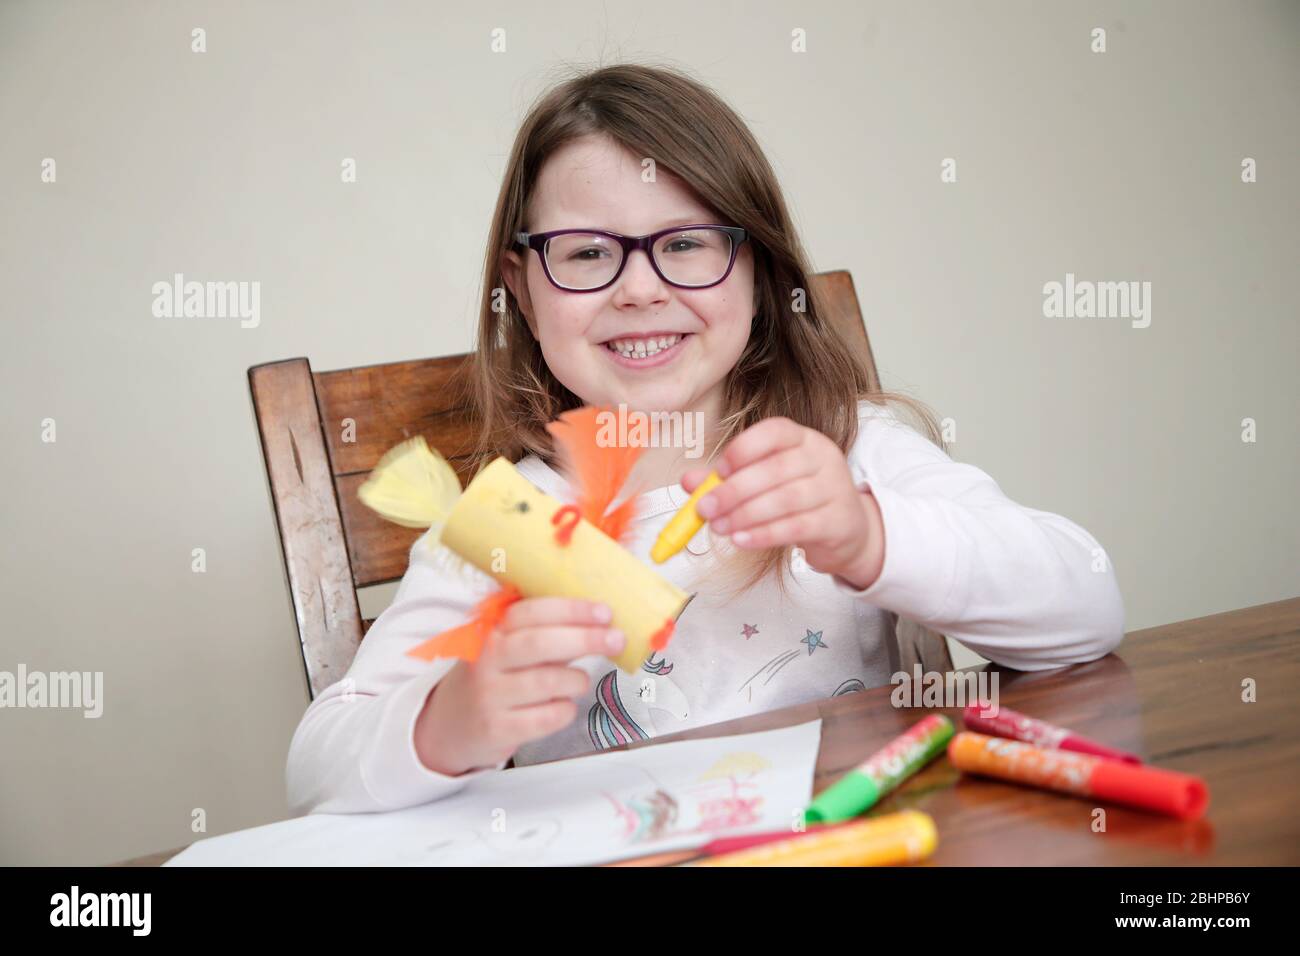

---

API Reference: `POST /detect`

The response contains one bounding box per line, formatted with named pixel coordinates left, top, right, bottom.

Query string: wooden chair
left=248, top=270, right=953, bottom=700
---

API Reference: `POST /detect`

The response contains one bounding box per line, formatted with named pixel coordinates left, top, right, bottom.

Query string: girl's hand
left=682, top=417, right=885, bottom=589
left=413, top=597, right=624, bottom=775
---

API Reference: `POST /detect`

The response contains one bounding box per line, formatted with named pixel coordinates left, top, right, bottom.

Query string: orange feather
left=544, top=406, right=644, bottom=546
left=407, top=584, right=523, bottom=662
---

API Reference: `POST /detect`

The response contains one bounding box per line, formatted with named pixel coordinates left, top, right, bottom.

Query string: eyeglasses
left=515, top=224, right=748, bottom=292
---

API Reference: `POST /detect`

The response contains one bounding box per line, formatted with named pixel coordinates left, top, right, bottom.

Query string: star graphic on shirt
left=801, top=629, right=827, bottom=655
left=741, top=623, right=759, bottom=640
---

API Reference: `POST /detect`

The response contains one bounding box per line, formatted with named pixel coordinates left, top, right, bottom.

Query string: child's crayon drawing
left=167, top=720, right=824, bottom=867
left=601, top=750, right=771, bottom=843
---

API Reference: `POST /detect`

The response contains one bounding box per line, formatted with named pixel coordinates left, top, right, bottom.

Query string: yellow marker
left=651, top=470, right=723, bottom=563
left=689, top=810, right=938, bottom=867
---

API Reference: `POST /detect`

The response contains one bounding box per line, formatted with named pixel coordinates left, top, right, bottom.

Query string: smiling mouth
left=602, top=333, right=690, bottom=360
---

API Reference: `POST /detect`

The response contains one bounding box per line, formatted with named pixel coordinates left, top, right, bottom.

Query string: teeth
left=606, top=334, right=682, bottom=359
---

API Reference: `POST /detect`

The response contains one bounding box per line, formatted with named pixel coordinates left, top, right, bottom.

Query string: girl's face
left=502, top=134, right=754, bottom=419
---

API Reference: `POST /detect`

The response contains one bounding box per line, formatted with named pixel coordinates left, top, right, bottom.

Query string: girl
left=286, top=64, right=1124, bottom=815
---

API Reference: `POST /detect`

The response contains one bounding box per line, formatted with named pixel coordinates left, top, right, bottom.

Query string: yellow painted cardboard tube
left=439, top=457, right=692, bottom=673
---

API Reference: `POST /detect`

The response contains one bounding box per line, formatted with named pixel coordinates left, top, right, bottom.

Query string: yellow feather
left=357, top=436, right=463, bottom=531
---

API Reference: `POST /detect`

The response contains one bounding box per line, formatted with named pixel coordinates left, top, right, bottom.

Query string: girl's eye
left=568, top=246, right=611, bottom=261
left=663, top=239, right=702, bottom=254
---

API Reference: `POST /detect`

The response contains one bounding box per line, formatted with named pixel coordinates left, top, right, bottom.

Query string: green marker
left=804, top=714, right=954, bottom=824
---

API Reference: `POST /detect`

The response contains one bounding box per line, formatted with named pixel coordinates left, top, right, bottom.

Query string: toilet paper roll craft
left=358, top=406, right=694, bottom=673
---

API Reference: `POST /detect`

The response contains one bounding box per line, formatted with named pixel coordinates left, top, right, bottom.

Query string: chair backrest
left=250, top=270, right=927, bottom=698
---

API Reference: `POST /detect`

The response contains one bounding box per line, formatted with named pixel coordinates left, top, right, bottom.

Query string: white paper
left=166, top=719, right=823, bottom=866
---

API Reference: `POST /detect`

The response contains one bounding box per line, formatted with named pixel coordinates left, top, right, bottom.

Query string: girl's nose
left=611, top=250, right=669, bottom=306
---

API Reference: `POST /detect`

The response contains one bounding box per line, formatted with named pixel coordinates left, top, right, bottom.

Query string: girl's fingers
left=728, top=509, right=826, bottom=550
left=498, top=697, right=580, bottom=743
left=716, top=417, right=804, bottom=478
left=495, top=665, right=591, bottom=709
left=500, top=596, right=612, bottom=632
left=709, top=477, right=828, bottom=535
left=696, top=447, right=815, bottom=521
left=680, top=466, right=714, bottom=494
left=491, top=624, right=624, bottom=670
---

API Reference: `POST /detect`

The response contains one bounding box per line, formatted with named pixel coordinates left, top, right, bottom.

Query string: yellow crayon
left=689, top=810, right=938, bottom=867
left=651, top=471, right=723, bottom=564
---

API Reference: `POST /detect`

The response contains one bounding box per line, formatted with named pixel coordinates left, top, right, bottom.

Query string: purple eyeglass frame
left=514, top=224, right=749, bottom=292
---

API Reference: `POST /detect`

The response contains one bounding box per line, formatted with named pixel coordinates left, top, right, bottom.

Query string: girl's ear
left=501, top=249, right=538, bottom=339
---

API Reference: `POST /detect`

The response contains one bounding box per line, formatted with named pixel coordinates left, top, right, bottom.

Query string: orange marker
left=689, top=810, right=938, bottom=867
left=948, top=731, right=1209, bottom=820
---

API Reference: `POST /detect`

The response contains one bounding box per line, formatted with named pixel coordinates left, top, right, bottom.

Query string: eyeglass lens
left=544, top=228, right=734, bottom=290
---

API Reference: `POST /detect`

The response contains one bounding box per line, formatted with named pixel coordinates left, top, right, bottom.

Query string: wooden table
left=118, top=597, right=1300, bottom=866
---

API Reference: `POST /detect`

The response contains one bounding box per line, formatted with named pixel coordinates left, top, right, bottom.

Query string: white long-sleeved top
left=285, top=400, right=1124, bottom=814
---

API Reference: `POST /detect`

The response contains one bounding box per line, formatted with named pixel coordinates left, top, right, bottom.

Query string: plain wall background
left=1, top=0, right=1296, bottom=865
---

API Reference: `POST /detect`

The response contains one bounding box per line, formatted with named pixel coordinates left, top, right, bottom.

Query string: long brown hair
left=465, top=61, right=942, bottom=598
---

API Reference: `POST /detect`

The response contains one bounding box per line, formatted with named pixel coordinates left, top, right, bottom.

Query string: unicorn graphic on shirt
left=587, top=662, right=689, bottom=750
